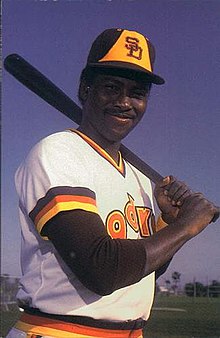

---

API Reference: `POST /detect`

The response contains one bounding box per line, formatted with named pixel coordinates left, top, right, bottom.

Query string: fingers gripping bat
left=4, top=54, right=219, bottom=223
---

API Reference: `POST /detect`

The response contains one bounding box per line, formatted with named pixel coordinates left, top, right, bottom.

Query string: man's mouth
left=105, top=109, right=135, bottom=120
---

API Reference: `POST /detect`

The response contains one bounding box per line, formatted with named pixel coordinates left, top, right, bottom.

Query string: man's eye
left=104, top=84, right=120, bottom=93
left=132, top=91, right=146, bottom=99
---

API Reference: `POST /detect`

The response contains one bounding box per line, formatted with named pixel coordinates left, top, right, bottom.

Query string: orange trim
left=19, top=313, right=143, bottom=337
left=35, top=195, right=96, bottom=225
left=156, top=214, right=168, bottom=232
left=70, top=129, right=125, bottom=176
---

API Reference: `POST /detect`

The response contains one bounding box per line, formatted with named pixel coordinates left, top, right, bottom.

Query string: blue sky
left=2, top=0, right=220, bottom=286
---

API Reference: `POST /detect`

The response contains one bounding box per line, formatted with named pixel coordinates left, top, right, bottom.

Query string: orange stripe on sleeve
left=35, top=195, right=96, bottom=226
left=35, top=197, right=98, bottom=234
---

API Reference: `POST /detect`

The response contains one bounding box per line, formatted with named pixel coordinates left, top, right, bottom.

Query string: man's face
left=81, top=73, right=150, bottom=146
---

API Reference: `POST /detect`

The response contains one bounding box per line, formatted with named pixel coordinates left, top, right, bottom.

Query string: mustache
left=104, top=107, right=135, bottom=118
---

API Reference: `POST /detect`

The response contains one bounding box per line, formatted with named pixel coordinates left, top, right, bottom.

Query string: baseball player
left=7, top=28, right=217, bottom=338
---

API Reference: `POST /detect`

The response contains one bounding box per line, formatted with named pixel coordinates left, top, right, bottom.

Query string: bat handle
left=211, top=209, right=220, bottom=223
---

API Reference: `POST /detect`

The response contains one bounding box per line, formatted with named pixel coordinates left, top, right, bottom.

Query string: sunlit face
left=80, top=74, right=150, bottom=146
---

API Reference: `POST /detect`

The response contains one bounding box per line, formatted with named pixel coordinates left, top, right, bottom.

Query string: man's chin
left=104, top=127, right=135, bottom=144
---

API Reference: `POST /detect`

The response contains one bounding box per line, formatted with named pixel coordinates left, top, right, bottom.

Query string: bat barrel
left=4, top=54, right=82, bottom=124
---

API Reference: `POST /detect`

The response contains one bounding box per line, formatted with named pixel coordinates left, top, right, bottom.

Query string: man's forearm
left=143, top=220, right=191, bottom=276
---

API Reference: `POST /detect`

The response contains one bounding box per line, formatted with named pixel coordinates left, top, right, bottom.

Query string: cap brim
left=87, top=61, right=165, bottom=85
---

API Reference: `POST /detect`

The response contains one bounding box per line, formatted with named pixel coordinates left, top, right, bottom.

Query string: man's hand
left=144, top=176, right=218, bottom=277
left=173, top=192, right=218, bottom=237
left=154, top=176, right=192, bottom=223
left=154, top=176, right=218, bottom=234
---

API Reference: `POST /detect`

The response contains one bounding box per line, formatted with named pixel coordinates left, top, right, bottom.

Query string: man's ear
left=79, top=80, right=90, bottom=104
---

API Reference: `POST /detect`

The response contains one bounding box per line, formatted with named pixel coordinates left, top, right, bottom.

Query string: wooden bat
left=4, top=53, right=219, bottom=222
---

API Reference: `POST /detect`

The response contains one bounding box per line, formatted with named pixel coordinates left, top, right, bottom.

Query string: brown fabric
left=43, top=209, right=147, bottom=295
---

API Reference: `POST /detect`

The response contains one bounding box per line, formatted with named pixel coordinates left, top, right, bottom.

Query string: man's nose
left=116, top=91, right=132, bottom=110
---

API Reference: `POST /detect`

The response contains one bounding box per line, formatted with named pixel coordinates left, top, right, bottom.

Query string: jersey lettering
left=106, top=193, right=152, bottom=239
left=136, top=207, right=151, bottom=237
left=124, top=194, right=139, bottom=232
left=106, top=210, right=127, bottom=239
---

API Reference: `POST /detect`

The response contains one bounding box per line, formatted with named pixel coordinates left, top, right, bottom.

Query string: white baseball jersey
left=15, top=129, right=155, bottom=322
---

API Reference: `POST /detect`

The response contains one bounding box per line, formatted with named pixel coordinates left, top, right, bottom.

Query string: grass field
left=1, top=295, right=220, bottom=337
left=144, top=295, right=220, bottom=338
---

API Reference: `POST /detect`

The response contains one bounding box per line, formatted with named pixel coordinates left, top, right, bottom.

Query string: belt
left=23, top=307, right=146, bottom=330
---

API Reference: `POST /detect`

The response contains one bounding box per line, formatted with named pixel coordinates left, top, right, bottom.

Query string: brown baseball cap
left=85, top=28, right=165, bottom=85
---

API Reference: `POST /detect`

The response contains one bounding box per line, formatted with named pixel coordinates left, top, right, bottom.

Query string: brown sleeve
left=42, top=209, right=147, bottom=296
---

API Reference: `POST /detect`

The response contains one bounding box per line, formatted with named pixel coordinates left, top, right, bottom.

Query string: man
left=7, top=28, right=217, bottom=338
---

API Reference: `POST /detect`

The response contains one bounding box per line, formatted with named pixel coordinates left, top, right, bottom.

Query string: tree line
left=157, top=271, right=220, bottom=297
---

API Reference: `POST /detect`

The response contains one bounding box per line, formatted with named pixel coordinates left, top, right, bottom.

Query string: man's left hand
left=154, top=176, right=193, bottom=224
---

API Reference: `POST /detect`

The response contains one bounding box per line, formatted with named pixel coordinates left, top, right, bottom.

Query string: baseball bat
left=4, top=53, right=219, bottom=223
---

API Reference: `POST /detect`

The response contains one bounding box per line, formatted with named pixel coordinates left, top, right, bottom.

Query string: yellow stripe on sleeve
left=36, top=201, right=98, bottom=234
